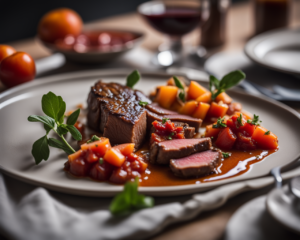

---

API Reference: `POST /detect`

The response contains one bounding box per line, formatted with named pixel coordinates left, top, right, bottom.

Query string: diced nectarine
left=205, top=124, right=221, bottom=138
left=215, top=92, right=232, bottom=104
left=252, top=126, right=278, bottom=150
left=156, top=86, right=178, bottom=109
left=104, top=148, right=126, bottom=167
left=68, top=150, right=83, bottom=162
left=188, top=81, right=208, bottom=100
left=207, top=102, right=229, bottom=118
left=192, top=102, right=210, bottom=120
left=112, top=143, right=135, bottom=156
left=179, top=101, right=198, bottom=115
left=196, top=91, right=212, bottom=103
left=81, top=138, right=111, bottom=157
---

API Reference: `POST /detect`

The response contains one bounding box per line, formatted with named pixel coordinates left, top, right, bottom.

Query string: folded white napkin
left=1, top=167, right=300, bottom=240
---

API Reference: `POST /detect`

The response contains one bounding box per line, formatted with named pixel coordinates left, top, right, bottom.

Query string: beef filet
left=87, top=81, right=151, bottom=149
left=150, top=122, right=195, bottom=139
left=149, top=138, right=212, bottom=164
left=170, top=149, right=222, bottom=178
left=147, top=110, right=202, bottom=133
left=146, top=103, right=178, bottom=115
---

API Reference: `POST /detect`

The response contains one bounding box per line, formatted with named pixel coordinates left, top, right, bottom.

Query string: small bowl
left=38, top=29, right=144, bottom=63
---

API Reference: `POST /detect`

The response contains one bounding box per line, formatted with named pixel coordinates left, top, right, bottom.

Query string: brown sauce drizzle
left=137, top=148, right=277, bottom=187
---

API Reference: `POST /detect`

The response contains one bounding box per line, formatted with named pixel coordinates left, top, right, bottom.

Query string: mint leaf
left=219, top=70, right=245, bottom=90
left=28, top=115, right=55, bottom=128
left=44, top=124, right=52, bottom=134
left=67, top=109, right=80, bottom=126
left=57, top=96, right=66, bottom=124
left=209, top=75, right=220, bottom=90
left=31, top=135, right=49, bottom=164
left=173, top=76, right=185, bottom=102
left=173, top=76, right=184, bottom=90
left=126, top=70, right=140, bottom=88
left=48, top=138, right=74, bottom=155
left=110, top=178, right=154, bottom=215
left=57, top=125, right=68, bottom=136
left=42, top=92, right=60, bottom=120
left=209, top=70, right=246, bottom=100
left=66, top=125, right=82, bottom=141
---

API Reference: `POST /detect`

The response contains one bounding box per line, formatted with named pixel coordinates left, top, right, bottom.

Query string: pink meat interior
left=160, top=138, right=206, bottom=149
left=172, top=150, right=218, bottom=168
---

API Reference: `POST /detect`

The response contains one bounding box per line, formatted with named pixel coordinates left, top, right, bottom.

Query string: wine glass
left=138, top=0, right=210, bottom=66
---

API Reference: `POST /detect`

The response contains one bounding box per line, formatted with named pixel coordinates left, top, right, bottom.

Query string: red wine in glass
left=139, top=1, right=209, bottom=37
left=142, top=8, right=202, bottom=36
left=138, top=1, right=210, bottom=65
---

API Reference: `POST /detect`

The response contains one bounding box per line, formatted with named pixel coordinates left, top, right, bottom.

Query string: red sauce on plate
left=54, top=30, right=140, bottom=52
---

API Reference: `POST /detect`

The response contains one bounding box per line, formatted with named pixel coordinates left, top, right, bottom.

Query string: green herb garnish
left=209, top=70, right=246, bottom=100
left=237, top=113, right=244, bottom=126
left=99, top=158, right=104, bottom=164
left=173, top=76, right=185, bottom=102
left=247, top=114, right=261, bottom=126
left=264, top=130, right=270, bottom=135
left=212, top=117, right=227, bottom=128
left=87, top=135, right=100, bottom=144
left=138, top=101, right=149, bottom=107
left=28, top=92, right=82, bottom=165
left=222, top=152, right=231, bottom=158
left=109, top=178, right=154, bottom=215
left=162, top=117, right=169, bottom=124
left=126, top=70, right=140, bottom=88
left=167, top=132, right=175, bottom=140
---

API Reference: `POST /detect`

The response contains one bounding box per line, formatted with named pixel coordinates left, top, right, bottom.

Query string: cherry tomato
left=0, top=52, right=36, bottom=88
left=0, top=45, right=16, bottom=63
left=38, top=8, right=83, bottom=43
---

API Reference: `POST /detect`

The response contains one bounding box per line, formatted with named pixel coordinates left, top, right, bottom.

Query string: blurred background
left=1, top=0, right=245, bottom=43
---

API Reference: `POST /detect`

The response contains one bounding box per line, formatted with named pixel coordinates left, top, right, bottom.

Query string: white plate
left=244, top=28, right=300, bottom=76
left=266, top=186, right=300, bottom=235
left=1, top=69, right=300, bottom=196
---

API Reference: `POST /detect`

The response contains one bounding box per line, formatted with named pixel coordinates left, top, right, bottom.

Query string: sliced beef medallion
left=149, top=138, right=212, bottom=164
left=150, top=122, right=195, bottom=139
left=87, top=81, right=151, bottom=149
left=146, top=103, right=178, bottom=115
left=146, top=110, right=202, bottom=133
left=170, top=149, right=222, bottom=178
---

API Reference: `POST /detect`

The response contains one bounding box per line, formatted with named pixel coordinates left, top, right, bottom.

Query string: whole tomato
left=38, top=8, right=83, bottom=43
left=0, top=52, right=36, bottom=88
left=0, top=45, right=16, bottom=63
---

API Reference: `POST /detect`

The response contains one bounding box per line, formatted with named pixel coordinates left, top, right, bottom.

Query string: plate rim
left=244, top=28, right=300, bottom=76
left=1, top=69, right=300, bottom=196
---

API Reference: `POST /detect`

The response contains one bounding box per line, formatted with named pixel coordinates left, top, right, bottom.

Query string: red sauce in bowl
left=54, top=30, right=141, bottom=53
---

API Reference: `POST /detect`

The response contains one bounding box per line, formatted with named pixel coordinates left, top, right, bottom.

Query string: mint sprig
left=173, top=76, right=185, bottom=102
left=110, top=178, right=154, bottom=215
left=126, top=70, right=140, bottom=88
left=28, top=92, right=82, bottom=165
left=209, top=70, right=246, bottom=100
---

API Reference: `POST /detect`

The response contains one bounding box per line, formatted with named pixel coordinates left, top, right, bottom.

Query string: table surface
left=2, top=1, right=300, bottom=240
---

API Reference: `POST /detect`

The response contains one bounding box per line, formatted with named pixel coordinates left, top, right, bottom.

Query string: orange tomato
left=0, top=45, right=16, bottom=63
left=0, top=52, right=36, bottom=88
left=38, top=8, right=83, bottom=43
